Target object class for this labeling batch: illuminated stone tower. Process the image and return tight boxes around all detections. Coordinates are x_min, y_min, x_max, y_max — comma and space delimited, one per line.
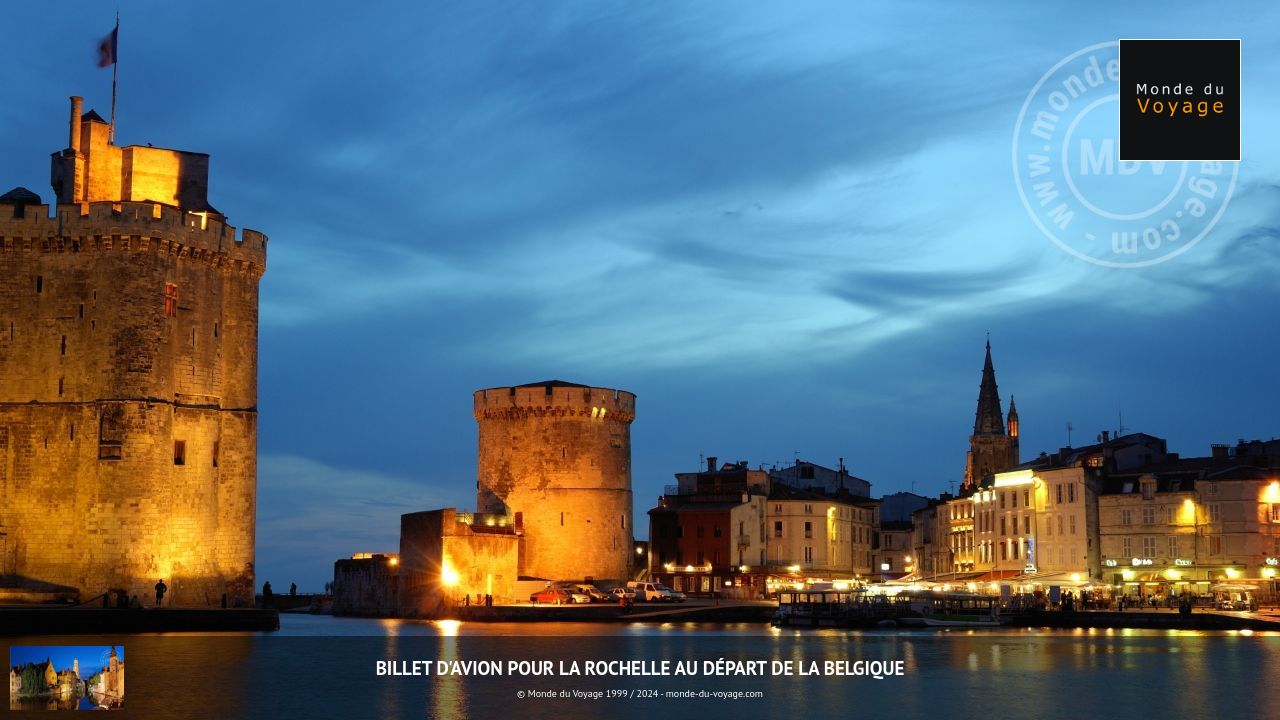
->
474, 381, 635, 582
0, 96, 265, 606
962, 339, 1020, 494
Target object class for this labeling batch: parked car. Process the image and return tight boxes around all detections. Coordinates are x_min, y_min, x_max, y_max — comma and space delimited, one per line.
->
530, 587, 573, 605
654, 583, 686, 602
572, 584, 611, 603
610, 587, 638, 602
563, 588, 593, 604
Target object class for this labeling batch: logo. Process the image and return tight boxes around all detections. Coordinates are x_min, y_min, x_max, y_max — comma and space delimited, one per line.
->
1119, 39, 1240, 161
1013, 41, 1238, 267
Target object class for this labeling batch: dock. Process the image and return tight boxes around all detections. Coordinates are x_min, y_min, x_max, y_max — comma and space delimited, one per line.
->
0, 607, 280, 636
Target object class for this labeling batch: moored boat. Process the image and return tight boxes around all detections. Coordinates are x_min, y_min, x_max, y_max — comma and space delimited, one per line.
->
773, 588, 1000, 629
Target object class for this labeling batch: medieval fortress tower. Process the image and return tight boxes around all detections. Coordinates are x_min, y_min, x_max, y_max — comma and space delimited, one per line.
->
474, 382, 635, 581
0, 97, 265, 606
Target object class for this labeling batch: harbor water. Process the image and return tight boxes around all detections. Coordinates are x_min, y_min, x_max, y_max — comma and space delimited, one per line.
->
12, 614, 1277, 719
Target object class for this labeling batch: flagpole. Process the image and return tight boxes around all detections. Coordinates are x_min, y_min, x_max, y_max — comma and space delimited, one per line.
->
109, 13, 118, 143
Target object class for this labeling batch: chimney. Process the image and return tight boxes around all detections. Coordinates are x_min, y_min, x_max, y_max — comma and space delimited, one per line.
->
707, 456, 717, 473
1101, 430, 1110, 443
1211, 445, 1229, 460
69, 96, 82, 154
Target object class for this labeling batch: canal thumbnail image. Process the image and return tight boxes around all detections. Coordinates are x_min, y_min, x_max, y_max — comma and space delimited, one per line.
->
9, 645, 124, 710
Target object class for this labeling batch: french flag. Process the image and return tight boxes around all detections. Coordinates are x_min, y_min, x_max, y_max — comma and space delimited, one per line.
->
96, 25, 117, 68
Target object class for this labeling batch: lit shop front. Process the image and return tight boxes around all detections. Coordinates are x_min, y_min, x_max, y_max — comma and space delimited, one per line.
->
1102, 556, 1277, 601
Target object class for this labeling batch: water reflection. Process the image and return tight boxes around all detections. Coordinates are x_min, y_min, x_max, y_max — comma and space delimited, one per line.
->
429, 623, 468, 720
8, 618, 1279, 720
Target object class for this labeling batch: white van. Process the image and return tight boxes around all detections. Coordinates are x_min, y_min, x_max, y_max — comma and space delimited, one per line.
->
626, 581, 673, 602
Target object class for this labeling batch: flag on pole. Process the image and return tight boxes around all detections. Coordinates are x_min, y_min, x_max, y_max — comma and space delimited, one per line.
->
97, 25, 118, 68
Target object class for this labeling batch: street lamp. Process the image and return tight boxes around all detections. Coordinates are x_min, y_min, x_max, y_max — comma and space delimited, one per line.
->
441, 566, 459, 587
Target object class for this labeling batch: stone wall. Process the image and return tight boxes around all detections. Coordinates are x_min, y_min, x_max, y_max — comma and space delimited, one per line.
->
473, 383, 635, 582
332, 556, 399, 616
0, 195, 265, 606
398, 508, 519, 617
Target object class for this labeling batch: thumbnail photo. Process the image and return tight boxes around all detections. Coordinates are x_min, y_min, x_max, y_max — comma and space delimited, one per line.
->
9, 646, 124, 711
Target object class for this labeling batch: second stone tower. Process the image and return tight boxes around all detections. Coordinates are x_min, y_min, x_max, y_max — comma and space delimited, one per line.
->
474, 381, 635, 582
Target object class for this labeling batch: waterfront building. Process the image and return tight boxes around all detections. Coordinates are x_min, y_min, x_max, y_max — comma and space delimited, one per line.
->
878, 491, 930, 522
873, 520, 914, 581
398, 509, 520, 616
765, 484, 876, 578
769, 459, 872, 498
911, 497, 956, 580
0, 97, 265, 606
963, 433, 1168, 586
944, 495, 977, 574
648, 459, 768, 597
94, 647, 123, 705
1098, 441, 1280, 600
650, 457, 881, 596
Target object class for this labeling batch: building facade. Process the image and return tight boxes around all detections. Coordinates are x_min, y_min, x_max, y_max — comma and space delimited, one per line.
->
648, 460, 768, 597
95, 646, 123, 705
769, 459, 871, 498
1099, 448, 1280, 599
0, 96, 265, 606
912, 497, 957, 580
873, 521, 914, 580
765, 485, 874, 577
945, 496, 976, 574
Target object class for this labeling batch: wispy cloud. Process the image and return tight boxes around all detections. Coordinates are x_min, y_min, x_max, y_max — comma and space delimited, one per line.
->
256, 455, 449, 591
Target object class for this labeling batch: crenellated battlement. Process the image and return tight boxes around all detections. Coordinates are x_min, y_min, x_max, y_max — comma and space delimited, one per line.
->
0, 200, 266, 276
473, 382, 636, 423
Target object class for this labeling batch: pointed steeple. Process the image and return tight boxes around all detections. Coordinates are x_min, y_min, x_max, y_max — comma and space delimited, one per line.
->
973, 337, 1006, 436
1007, 395, 1019, 438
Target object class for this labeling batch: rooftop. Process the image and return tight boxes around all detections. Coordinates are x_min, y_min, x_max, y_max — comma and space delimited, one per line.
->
0, 187, 40, 204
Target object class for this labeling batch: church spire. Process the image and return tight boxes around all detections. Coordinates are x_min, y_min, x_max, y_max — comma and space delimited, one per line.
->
1007, 395, 1019, 438
973, 338, 1005, 436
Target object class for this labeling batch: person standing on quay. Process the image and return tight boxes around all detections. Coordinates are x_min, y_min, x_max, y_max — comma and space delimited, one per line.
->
263, 581, 274, 608
154, 579, 167, 607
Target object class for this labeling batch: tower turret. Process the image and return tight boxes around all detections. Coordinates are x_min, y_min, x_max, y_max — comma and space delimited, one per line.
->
474, 381, 635, 582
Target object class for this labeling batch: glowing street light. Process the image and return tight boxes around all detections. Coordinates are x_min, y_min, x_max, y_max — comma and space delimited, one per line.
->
441, 566, 460, 587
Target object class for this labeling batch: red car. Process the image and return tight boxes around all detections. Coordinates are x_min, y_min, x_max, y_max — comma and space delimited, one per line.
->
530, 587, 573, 605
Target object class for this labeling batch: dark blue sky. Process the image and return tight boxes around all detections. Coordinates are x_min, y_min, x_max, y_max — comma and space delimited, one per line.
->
10, 646, 121, 676
2, 3, 1277, 589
